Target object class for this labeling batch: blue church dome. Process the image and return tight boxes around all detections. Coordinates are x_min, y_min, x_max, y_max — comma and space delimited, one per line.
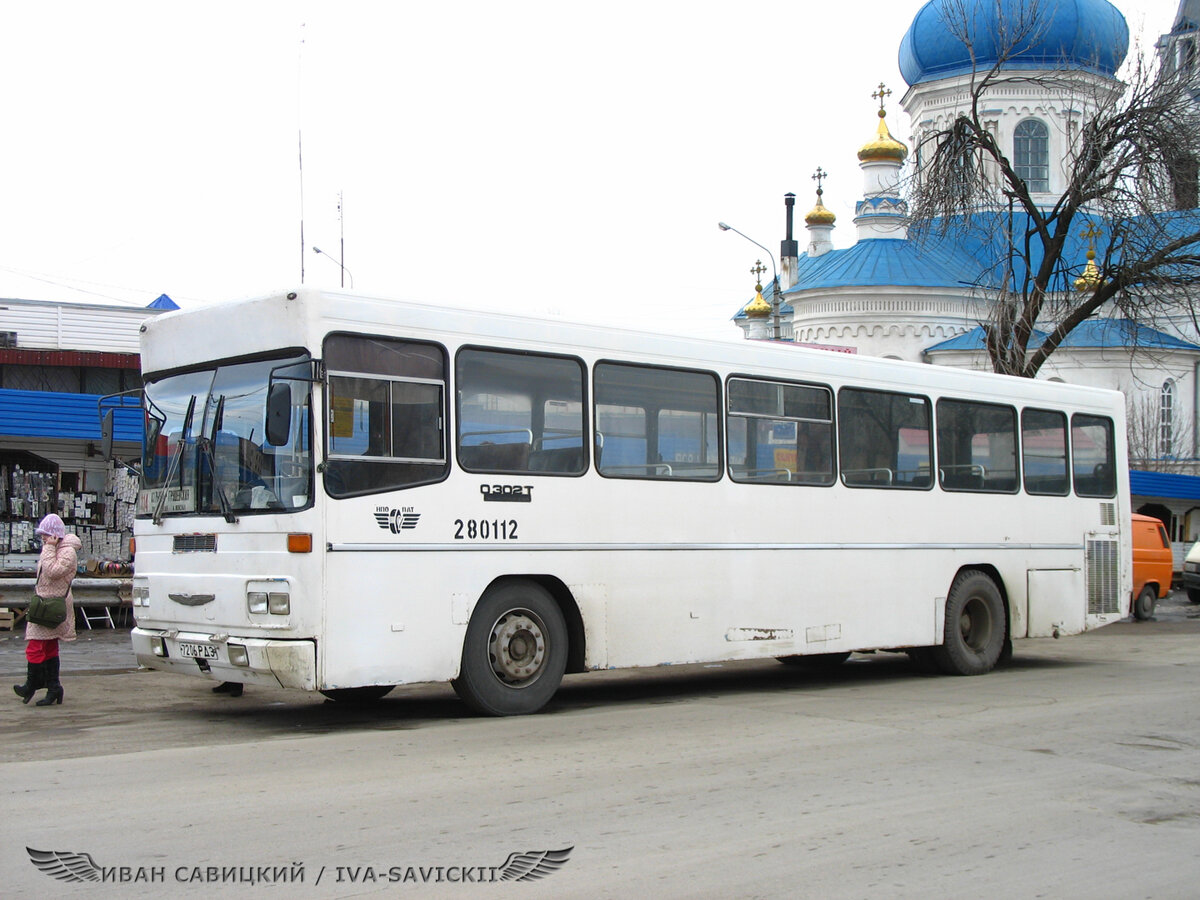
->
899, 0, 1129, 86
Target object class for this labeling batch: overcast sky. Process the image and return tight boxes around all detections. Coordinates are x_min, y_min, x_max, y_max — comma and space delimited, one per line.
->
0, 0, 1182, 341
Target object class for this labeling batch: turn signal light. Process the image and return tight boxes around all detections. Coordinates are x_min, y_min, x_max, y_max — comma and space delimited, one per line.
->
287, 533, 312, 553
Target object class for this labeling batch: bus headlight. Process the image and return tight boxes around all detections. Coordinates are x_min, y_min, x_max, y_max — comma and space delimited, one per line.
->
268, 592, 290, 615
151, 636, 167, 657
228, 644, 249, 667
247, 590, 290, 615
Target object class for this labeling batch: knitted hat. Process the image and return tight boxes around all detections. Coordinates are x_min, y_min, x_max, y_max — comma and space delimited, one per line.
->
35, 513, 67, 539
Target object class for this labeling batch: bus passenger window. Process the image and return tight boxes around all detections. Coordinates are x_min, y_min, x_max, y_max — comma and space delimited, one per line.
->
595, 362, 720, 481
329, 376, 390, 457
323, 334, 448, 497
936, 399, 1018, 493
727, 378, 834, 485
1022, 408, 1069, 495
456, 348, 586, 476
1072, 413, 1117, 498
838, 388, 932, 489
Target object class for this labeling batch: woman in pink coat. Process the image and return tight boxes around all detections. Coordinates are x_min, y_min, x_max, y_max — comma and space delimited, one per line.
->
13, 514, 81, 706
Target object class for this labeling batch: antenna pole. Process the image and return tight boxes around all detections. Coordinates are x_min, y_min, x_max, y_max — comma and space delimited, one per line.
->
297, 22, 306, 285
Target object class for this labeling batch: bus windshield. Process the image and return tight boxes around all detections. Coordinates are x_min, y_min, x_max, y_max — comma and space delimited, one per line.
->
138, 354, 313, 518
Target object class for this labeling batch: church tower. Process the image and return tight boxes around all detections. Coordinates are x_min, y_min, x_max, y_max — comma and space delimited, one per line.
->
898, 0, 1129, 207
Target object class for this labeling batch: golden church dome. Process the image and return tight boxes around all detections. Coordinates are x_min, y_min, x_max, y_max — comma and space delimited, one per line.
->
858, 109, 908, 162
742, 285, 772, 318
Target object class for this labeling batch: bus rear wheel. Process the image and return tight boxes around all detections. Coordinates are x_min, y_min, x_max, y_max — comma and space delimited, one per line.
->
452, 581, 567, 716
932, 571, 1005, 676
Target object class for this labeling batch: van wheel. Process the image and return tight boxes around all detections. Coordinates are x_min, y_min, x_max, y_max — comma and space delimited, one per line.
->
452, 581, 567, 716
1133, 586, 1157, 621
931, 571, 1005, 675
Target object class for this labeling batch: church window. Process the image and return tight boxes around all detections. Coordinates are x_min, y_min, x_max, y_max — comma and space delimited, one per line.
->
1160, 379, 1176, 458
1014, 119, 1050, 193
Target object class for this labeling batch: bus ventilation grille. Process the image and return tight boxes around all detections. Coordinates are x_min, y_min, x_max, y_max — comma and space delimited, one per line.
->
1099, 503, 1116, 527
1086, 538, 1119, 615
173, 534, 217, 553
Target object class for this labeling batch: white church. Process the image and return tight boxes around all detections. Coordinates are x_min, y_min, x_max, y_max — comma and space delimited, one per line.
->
733, 0, 1200, 550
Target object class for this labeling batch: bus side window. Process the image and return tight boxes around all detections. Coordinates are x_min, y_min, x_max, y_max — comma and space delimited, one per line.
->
727, 377, 834, 485
323, 334, 448, 497
1022, 408, 1069, 496
456, 347, 586, 476
837, 387, 932, 489
1071, 413, 1117, 498
936, 398, 1018, 493
595, 362, 721, 481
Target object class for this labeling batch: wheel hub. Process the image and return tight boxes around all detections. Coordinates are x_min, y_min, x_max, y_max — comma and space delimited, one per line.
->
489, 611, 547, 686
960, 597, 993, 650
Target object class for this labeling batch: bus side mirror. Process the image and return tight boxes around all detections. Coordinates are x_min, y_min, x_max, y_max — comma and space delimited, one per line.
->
100, 409, 115, 460
265, 383, 293, 446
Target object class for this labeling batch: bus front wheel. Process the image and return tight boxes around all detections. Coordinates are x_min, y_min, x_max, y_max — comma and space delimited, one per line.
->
932, 571, 1005, 676
452, 581, 568, 716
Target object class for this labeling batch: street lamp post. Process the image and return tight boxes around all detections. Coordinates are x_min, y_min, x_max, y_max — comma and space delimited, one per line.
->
719, 222, 783, 339
312, 246, 354, 288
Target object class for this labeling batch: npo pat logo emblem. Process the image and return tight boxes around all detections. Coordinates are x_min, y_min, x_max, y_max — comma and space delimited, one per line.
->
374, 507, 421, 533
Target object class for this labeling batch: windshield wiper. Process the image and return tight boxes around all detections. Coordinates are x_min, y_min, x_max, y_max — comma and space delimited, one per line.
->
197, 394, 238, 524
152, 395, 196, 525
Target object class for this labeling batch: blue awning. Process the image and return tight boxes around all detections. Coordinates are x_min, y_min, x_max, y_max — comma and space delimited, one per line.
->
1130, 469, 1200, 502
0, 389, 141, 442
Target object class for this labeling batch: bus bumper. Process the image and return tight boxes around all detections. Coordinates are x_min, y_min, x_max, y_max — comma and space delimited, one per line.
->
131, 627, 317, 691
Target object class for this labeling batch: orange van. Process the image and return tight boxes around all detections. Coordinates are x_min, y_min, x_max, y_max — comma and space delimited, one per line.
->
1131, 513, 1173, 620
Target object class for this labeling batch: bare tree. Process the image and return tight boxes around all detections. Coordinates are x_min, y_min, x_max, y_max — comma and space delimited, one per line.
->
1125, 389, 1194, 473
907, 0, 1200, 378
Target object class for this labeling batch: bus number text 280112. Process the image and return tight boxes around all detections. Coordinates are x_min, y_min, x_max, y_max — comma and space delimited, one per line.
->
454, 519, 520, 540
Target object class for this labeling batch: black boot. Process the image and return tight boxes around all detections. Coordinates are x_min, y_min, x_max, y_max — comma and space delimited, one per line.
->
13, 660, 44, 704
35, 657, 63, 706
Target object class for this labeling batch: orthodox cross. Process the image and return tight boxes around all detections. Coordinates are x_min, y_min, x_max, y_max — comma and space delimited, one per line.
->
812, 166, 828, 198
872, 82, 892, 111
750, 260, 767, 285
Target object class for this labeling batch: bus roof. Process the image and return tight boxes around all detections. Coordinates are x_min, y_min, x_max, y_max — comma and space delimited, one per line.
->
140, 287, 1124, 413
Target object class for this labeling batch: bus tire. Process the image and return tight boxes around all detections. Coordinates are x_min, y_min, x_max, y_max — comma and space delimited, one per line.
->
320, 685, 394, 703
776, 652, 851, 668
452, 581, 568, 716
932, 571, 1005, 676
1133, 586, 1157, 621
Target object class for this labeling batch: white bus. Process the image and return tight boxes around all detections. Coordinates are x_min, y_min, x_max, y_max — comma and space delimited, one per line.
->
123, 289, 1130, 715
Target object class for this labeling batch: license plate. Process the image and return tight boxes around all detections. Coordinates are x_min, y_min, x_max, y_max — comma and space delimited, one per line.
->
178, 641, 219, 660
